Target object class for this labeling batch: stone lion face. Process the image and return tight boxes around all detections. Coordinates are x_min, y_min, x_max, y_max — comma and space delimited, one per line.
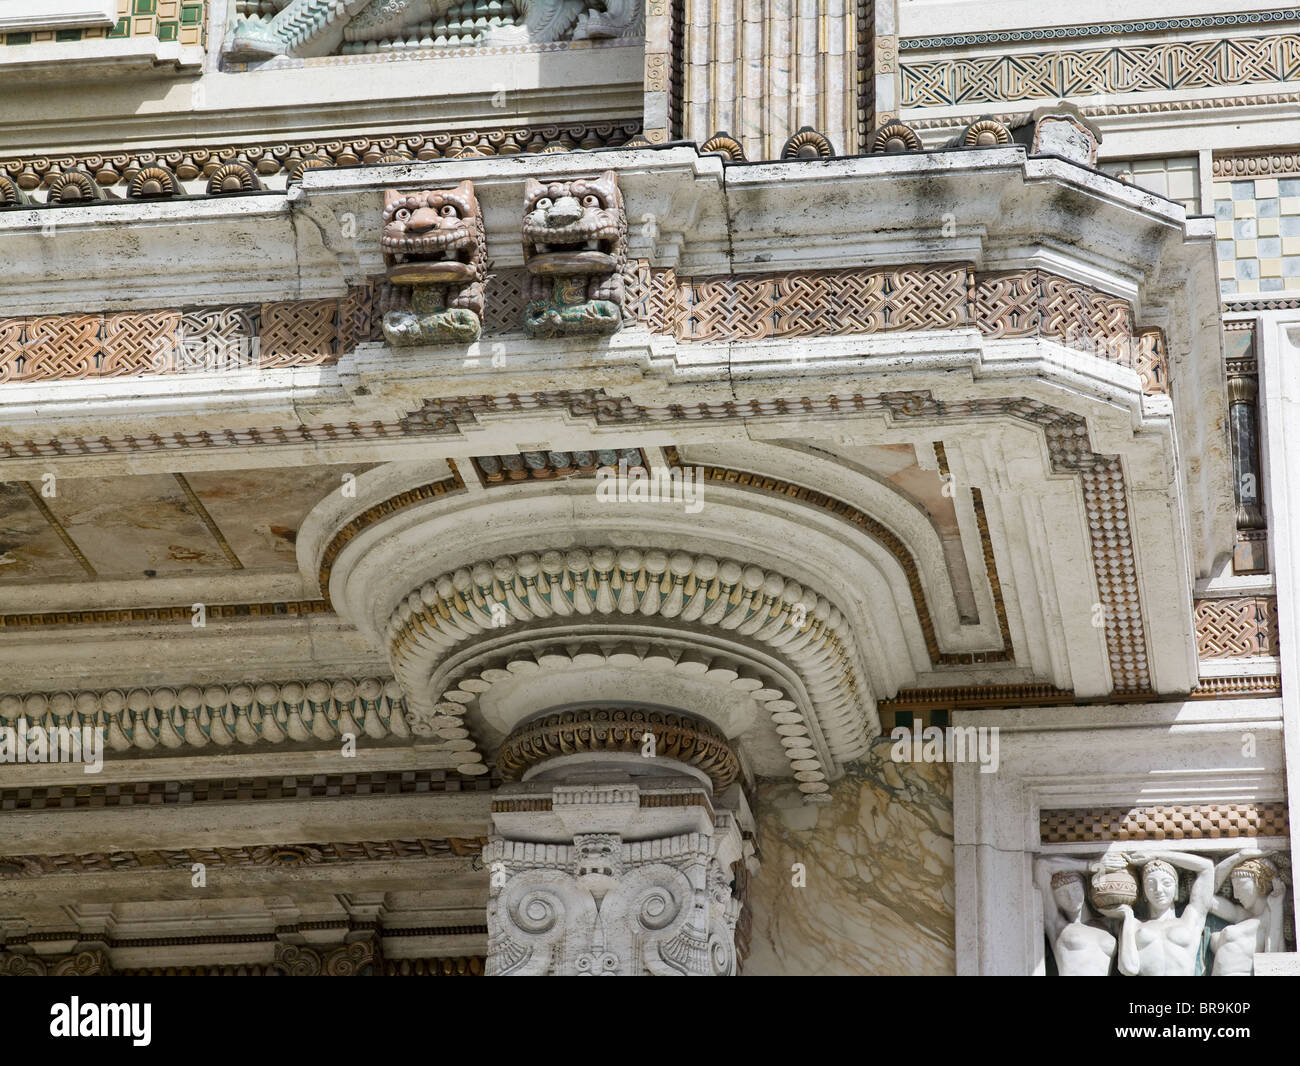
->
382, 181, 483, 273
522, 171, 624, 263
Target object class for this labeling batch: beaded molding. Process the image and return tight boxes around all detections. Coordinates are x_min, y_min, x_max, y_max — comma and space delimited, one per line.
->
386, 545, 872, 779
0, 677, 426, 757
498, 707, 740, 789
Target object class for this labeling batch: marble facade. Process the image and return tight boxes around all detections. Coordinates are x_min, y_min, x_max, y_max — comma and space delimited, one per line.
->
745, 742, 955, 976
0, 1, 1296, 979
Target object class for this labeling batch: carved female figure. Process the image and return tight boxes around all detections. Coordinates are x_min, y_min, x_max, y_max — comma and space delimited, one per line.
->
1103, 851, 1214, 977
1209, 849, 1286, 976
1034, 856, 1116, 976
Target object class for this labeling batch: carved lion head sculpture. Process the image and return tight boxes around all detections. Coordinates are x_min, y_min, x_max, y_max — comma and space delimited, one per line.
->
522, 170, 626, 275
381, 180, 486, 288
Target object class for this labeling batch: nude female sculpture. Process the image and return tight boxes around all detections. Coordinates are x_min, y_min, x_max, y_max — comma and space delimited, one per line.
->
1209, 848, 1285, 976
1102, 851, 1214, 977
1034, 856, 1117, 976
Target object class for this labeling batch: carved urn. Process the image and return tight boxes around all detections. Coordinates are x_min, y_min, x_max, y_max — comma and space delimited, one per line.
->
1089, 865, 1139, 910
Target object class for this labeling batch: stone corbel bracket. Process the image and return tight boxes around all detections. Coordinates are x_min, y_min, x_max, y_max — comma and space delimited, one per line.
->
379, 544, 873, 794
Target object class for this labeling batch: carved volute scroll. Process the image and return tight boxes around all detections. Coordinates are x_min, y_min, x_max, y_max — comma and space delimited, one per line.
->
485, 705, 751, 976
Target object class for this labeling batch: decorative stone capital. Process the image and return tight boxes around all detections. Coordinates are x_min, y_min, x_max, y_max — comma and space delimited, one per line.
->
485, 706, 752, 976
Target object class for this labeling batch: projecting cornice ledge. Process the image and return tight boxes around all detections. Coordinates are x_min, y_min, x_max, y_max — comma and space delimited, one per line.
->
0, 143, 1230, 579
0, 193, 343, 312
0, 145, 1214, 316
0, 38, 204, 83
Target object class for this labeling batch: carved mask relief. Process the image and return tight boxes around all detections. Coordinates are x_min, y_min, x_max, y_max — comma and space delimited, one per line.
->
521, 170, 626, 338
381, 181, 486, 346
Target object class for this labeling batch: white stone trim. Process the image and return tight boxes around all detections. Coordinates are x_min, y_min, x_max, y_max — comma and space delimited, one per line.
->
897, 0, 1271, 40
1256, 311, 1300, 926
671, 439, 1005, 655
0, 38, 203, 82
0, 1, 116, 32
0, 790, 490, 854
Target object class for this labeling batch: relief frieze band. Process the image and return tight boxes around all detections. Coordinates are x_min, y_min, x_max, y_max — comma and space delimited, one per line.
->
1194, 596, 1281, 659
1035, 847, 1293, 975
0, 291, 375, 384
901, 33, 1300, 109
0, 943, 485, 976
0, 836, 487, 878
1, 263, 1164, 391
0, 121, 642, 202
1041, 803, 1290, 844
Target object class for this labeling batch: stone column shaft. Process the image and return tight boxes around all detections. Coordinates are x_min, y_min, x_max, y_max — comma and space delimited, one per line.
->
665, 0, 863, 159
1230, 373, 1265, 530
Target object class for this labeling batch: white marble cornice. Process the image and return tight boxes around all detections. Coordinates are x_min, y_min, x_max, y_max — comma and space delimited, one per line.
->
0, 145, 1213, 310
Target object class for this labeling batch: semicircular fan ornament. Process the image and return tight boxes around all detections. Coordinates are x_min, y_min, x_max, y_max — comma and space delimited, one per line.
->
781, 126, 835, 160
47, 170, 103, 204
870, 121, 922, 154
961, 118, 1013, 147
127, 165, 180, 199
700, 131, 746, 162
0, 175, 29, 207
286, 154, 332, 184
205, 161, 261, 195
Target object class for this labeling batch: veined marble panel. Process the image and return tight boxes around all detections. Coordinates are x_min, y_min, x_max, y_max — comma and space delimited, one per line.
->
744, 738, 955, 976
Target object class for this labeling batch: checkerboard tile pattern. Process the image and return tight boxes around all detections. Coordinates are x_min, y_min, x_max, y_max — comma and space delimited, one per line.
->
1040, 802, 1290, 843
1215, 176, 1300, 296
1, 1, 204, 47
1101, 155, 1200, 213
